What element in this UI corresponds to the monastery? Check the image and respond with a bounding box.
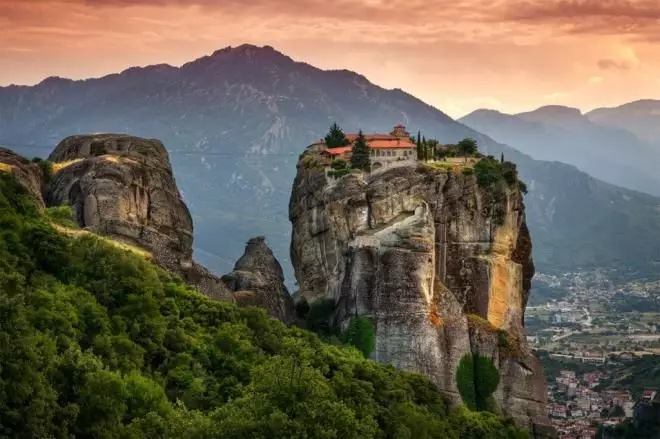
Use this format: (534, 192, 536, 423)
(320, 124, 417, 169)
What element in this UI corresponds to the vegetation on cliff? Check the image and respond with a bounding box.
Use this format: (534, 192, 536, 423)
(0, 171, 528, 438)
(324, 122, 350, 148)
(350, 130, 371, 171)
(456, 354, 501, 414)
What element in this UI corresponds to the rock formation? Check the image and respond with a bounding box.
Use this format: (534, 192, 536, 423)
(0, 147, 46, 207)
(46, 134, 233, 301)
(289, 147, 552, 434)
(222, 236, 296, 323)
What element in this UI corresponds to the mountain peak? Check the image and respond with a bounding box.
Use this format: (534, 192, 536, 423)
(462, 108, 508, 119)
(209, 43, 280, 59)
(516, 105, 585, 126)
(37, 76, 73, 87)
(520, 105, 582, 117)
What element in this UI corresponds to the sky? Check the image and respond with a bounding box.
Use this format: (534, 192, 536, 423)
(1, 0, 659, 118)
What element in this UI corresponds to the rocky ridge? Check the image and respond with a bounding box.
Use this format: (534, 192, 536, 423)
(289, 146, 552, 434)
(2, 134, 293, 321)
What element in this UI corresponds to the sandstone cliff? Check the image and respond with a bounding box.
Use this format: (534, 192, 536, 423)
(222, 236, 296, 323)
(45, 134, 233, 300)
(289, 148, 552, 433)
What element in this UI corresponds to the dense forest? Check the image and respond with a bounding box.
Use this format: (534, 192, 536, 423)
(0, 171, 528, 438)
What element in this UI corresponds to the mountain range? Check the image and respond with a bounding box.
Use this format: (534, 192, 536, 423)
(460, 104, 660, 196)
(1, 44, 659, 283)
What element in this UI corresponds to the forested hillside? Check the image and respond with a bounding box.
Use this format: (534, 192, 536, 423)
(0, 171, 526, 438)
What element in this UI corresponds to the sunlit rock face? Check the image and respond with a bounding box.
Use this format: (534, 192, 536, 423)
(46, 134, 233, 301)
(289, 149, 551, 433)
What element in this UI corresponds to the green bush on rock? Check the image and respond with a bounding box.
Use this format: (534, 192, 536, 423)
(341, 316, 375, 358)
(456, 353, 501, 413)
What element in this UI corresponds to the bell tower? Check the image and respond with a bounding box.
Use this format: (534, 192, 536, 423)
(390, 124, 410, 138)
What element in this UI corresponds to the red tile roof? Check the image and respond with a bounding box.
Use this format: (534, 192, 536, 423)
(325, 146, 352, 155)
(369, 139, 415, 149)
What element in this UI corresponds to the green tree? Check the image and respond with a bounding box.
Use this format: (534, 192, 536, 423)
(341, 316, 375, 358)
(422, 136, 429, 162)
(325, 122, 350, 148)
(350, 130, 371, 171)
(416, 130, 423, 161)
(456, 354, 500, 413)
(457, 138, 478, 158)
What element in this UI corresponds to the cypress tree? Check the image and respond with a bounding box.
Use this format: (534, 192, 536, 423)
(351, 130, 371, 171)
(500, 152, 504, 163)
(325, 122, 349, 148)
(416, 131, 422, 161)
(422, 136, 428, 162)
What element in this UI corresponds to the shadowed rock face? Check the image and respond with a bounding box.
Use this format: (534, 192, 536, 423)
(289, 149, 551, 431)
(0, 147, 45, 207)
(222, 236, 296, 323)
(46, 134, 232, 301)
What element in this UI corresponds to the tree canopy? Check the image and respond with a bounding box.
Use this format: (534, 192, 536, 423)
(457, 138, 478, 157)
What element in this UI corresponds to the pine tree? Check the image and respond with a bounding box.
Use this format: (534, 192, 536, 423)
(324, 122, 349, 148)
(351, 130, 371, 171)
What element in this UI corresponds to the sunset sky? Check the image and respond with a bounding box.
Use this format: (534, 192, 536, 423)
(1, 0, 658, 118)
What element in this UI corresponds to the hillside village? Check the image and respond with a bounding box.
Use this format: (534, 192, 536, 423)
(526, 271, 660, 437)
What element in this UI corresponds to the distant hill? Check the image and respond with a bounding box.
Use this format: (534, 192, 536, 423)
(2, 44, 660, 282)
(586, 99, 660, 146)
(460, 106, 660, 196)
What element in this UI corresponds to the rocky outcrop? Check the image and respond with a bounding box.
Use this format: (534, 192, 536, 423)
(0, 147, 45, 207)
(46, 134, 232, 301)
(289, 148, 552, 432)
(222, 236, 296, 323)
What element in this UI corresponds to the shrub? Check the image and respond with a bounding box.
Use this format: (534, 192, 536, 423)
(32, 157, 54, 185)
(328, 168, 350, 179)
(462, 167, 474, 176)
(473, 157, 501, 188)
(43, 205, 78, 228)
(341, 316, 375, 358)
(456, 353, 501, 413)
(501, 162, 518, 185)
(331, 159, 348, 170)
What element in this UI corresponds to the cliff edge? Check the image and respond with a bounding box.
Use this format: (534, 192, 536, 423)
(289, 147, 552, 433)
